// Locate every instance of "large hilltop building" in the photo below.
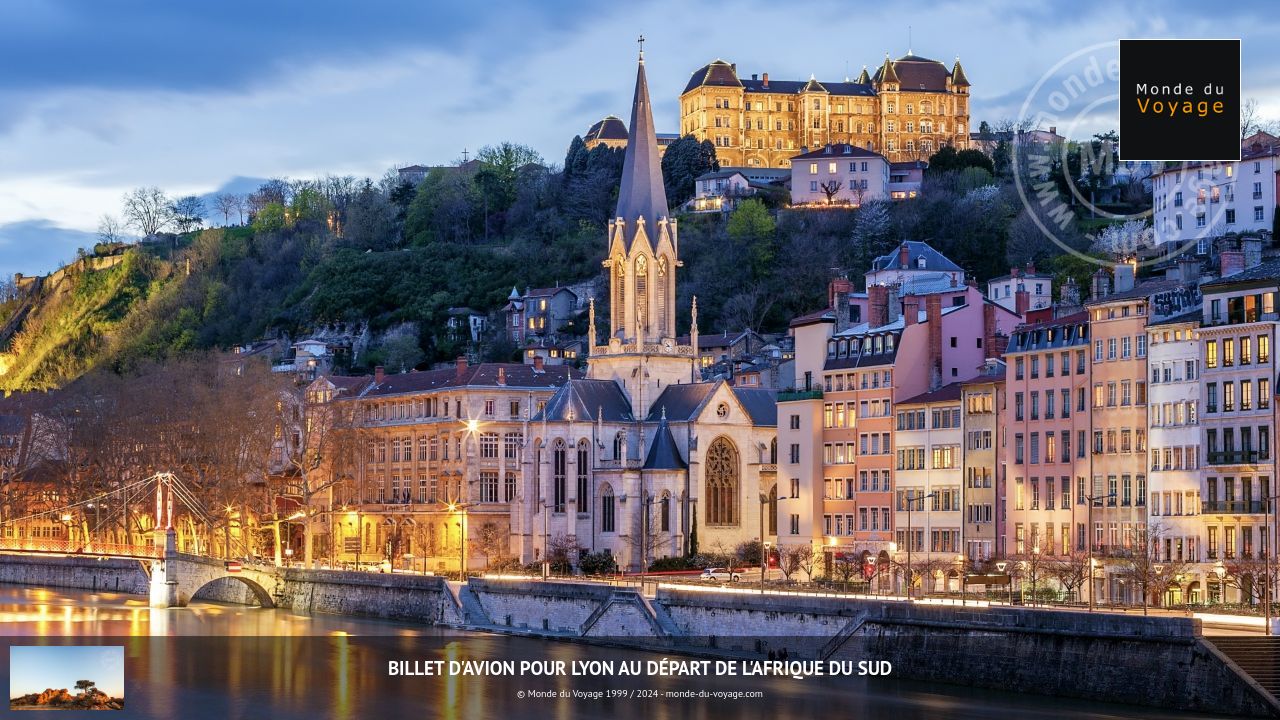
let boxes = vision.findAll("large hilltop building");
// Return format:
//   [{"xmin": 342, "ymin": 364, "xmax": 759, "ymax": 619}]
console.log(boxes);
[
  {"xmin": 679, "ymin": 52, "xmax": 971, "ymax": 167},
  {"xmin": 522, "ymin": 47, "xmax": 778, "ymax": 571}
]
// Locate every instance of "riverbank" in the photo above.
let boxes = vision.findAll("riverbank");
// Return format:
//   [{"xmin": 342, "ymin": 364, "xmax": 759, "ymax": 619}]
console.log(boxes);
[{"xmin": 1, "ymin": 553, "xmax": 1275, "ymax": 717}]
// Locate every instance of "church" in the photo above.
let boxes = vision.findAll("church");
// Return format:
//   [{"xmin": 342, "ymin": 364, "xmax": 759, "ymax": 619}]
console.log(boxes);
[{"xmin": 517, "ymin": 45, "xmax": 778, "ymax": 571}]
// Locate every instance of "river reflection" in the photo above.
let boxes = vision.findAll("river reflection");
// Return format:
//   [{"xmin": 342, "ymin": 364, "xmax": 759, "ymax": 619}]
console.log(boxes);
[{"xmin": 0, "ymin": 585, "xmax": 1234, "ymax": 720}]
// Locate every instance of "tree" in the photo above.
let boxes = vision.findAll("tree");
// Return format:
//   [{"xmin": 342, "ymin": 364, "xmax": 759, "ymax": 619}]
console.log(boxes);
[
  {"xmin": 547, "ymin": 532, "xmax": 580, "ymax": 574},
  {"xmin": 379, "ymin": 327, "xmax": 425, "ymax": 372},
  {"xmin": 1115, "ymin": 525, "xmax": 1188, "ymax": 613},
  {"xmin": 726, "ymin": 198, "xmax": 777, "ymax": 281},
  {"xmin": 1240, "ymin": 98, "xmax": 1280, "ymax": 141},
  {"xmin": 284, "ymin": 383, "xmax": 363, "ymax": 568},
  {"xmin": 818, "ymin": 179, "xmax": 843, "ymax": 204},
  {"xmin": 344, "ymin": 180, "xmax": 397, "ymax": 250},
  {"xmin": 171, "ymin": 195, "xmax": 206, "ymax": 233},
  {"xmin": 96, "ymin": 215, "xmax": 126, "ymax": 245},
  {"xmin": 213, "ymin": 194, "xmax": 242, "ymax": 226},
  {"xmin": 1092, "ymin": 218, "xmax": 1153, "ymax": 258},
  {"xmin": 1048, "ymin": 551, "xmax": 1091, "ymax": 603},
  {"xmin": 470, "ymin": 521, "xmax": 507, "ymax": 569},
  {"xmin": 847, "ymin": 200, "xmax": 894, "ymax": 274},
  {"xmin": 778, "ymin": 543, "xmax": 812, "ymax": 583},
  {"xmin": 122, "ymin": 186, "xmax": 174, "ymax": 238},
  {"xmin": 661, "ymin": 135, "xmax": 719, "ymax": 206},
  {"xmin": 74, "ymin": 680, "xmax": 96, "ymax": 695}
]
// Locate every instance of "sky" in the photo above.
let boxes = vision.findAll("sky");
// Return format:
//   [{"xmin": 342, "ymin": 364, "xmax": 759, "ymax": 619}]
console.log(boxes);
[
  {"xmin": 2, "ymin": 0, "xmax": 1279, "ymax": 276},
  {"xmin": 9, "ymin": 645, "xmax": 125, "ymax": 697}
]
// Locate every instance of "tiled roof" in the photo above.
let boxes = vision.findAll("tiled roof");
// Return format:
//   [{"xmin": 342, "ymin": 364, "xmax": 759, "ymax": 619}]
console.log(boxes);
[
  {"xmin": 790, "ymin": 144, "xmax": 888, "ymax": 161},
  {"xmin": 1202, "ymin": 258, "xmax": 1280, "ymax": 290},
  {"xmin": 536, "ymin": 379, "xmax": 633, "ymax": 423},
  {"xmin": 362, "ymin": 363, "xmax": 578, "ymax": 397},
  {"xmin": 1086, "ymin": 279, "xmax": 1181, "ymax": 304},
  {"xmin": 1147, "ymin": 307, "xmax": 1202, "ymax": 327},
  {"xmin": 873, "ymin": 54, "xmax": 953, "ymax": 92},
  {"xmin": 898, "ymin": 382, "xmax": 965, "ymax": 406},
  {"xmin": 683, "ymin": 60, "xmax": 877, "ymax": 96},
  {"xmin": 585, "ymin": 115, "xmax": 628, "ymax": 142},
  {"xmin": 789, "ymin": 308, "xmax": 835, "ymax": 328},
  {"xmin": 525, "ymin": 286, "xmax": 575, "ymax": 298},
  {"xmin": 645, "ymin": 383, "xmax": 718, "ymax": 422},
  {"xmin": 732, "ymin": 387, "xmax": 777, "ymax": 427},
  {"xmin": 683, "ymin": 60, "xmax": 744, "ymax": 93},
  {"xmin": 870, "ymin": 241, "xmax": 962, "ymax": 273}
]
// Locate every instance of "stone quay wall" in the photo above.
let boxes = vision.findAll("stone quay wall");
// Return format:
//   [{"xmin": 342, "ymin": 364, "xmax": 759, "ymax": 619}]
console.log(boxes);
[{"xmin": 1, "ymin": 556, "xmax": 1274, "ymax": 717}]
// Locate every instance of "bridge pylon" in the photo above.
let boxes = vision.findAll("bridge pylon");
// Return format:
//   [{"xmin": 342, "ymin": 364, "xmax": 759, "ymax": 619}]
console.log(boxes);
[{"xmin": 148, "ymin": 528, "xmax": 179, "ymax": 608}]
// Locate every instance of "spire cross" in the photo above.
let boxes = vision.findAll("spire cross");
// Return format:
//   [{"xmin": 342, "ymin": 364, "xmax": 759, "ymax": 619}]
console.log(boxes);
[{"xmin": 638, "ymin": 34, "xmax": 645, "ymax": 61}]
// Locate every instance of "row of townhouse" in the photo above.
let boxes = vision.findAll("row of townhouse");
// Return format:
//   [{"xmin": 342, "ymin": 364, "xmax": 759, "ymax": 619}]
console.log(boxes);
[{"xmin": 780, "ymin": 250, "xmax": 1280, "ymax": 606}]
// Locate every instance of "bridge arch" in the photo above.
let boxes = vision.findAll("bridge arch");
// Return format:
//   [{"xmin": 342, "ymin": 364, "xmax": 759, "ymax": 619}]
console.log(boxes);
[{"xmin": 188, "ymin": 575, "xmax": 276, "ymax": 608}]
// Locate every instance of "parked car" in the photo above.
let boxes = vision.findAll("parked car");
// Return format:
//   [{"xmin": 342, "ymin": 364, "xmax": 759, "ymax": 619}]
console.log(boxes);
[{"xmin": 699, "ymin": 567, "xmax": 742, "ymax": 582}]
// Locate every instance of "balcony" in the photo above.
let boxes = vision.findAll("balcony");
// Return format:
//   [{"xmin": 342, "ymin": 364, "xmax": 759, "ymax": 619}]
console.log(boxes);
[
  {"xmin": 1201, "ymin": 500, "xmax": 1265, "ymax": 514},
  {"xmin": 1207, "ymin": 450, "xmax": 1262, "ymax": 465},
  {"xmin": 778, "ymin": 389, "xmax": 823, "ymax": 402}
]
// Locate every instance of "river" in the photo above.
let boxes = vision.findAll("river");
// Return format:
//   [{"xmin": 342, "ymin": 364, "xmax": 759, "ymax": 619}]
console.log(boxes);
[{"xmin": 0, "ymin": 585, "xmax": 1235, "ymax": 719}]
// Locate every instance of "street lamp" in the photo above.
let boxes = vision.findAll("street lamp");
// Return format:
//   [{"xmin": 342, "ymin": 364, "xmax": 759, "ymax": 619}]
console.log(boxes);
[
  {"xmin": 759, "ymin": 493, "xmax": 771, "ymax": 594},
  {"xmin": 1213, "ymin": 561, "xmax": 1227, "ymax": 606},
  {"xmin": 996, "ymin": 560, "xmax": 1011, "ymax": 604},
  {"xmin": 447, "ymin": 502, "xmax": 474, "ymax": 579},
  {"xmin": 1084, "ymin": 491, "xmax": 1117, "ymax": 612},
  {"xmin": 904, "ymin": 491, "xmax": 936, "ymax": 600}
]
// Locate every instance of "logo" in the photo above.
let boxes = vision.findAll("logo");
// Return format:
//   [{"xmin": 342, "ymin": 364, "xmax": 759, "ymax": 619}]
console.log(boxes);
[{"xmin": 1119, "ymin": 39, "xmax": 1240, "ymax": 162}]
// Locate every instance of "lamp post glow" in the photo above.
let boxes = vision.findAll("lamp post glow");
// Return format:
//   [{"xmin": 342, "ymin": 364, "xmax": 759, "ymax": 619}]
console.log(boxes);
[
  {"xmin": 996, "ymin": 560, "xmax": 1010, "ymax": 604},
  {"xmin": 1085, "ymin": 491, "xmax": 1117, "ymax": 611},
  {"xmin": 1213, "ymin": 561, "xmax": 1227, "ymax": 606},
  {"xmin": 904, "ymin": 491, "xmax": 936, "ymax": 600}
]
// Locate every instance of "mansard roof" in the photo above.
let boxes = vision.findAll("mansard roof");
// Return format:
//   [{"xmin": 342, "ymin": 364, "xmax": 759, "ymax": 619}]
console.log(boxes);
[
  {"xmin": 870, "ymin": 241, "xmax": 962, "ymax": 273},
  {"xmin": 873, "ymin": 52, "xmax": 954, "ymax": 92},
  {"xmin": 536, "ymin": 378, "xmax": 634, "ymax": 423},
  {"xmin": 682, "ymin": 60, "xmax": 744, "ymax": 93},
  {"xmin": 585, "ymin": 115, "xmax": 628, "ymax": 142}
]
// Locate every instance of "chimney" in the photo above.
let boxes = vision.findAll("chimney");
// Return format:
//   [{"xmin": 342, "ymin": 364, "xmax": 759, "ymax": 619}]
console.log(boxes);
[
  {"xmin": 1113, "ymin": 263, "xmax": 1135, "ymax": 293},
  {"xmin": 1090, "ymin": 269, "xmax": 1111, "ymax": 301},
  {"xmin": 903, "ymin": 295, "xmax": 920, "ymax": 326},
  {"xmin": 982, "ymin": 302, "xmax": 997, "ymax": 359},
  {"xmin": 898, "ymin": 242, "xmax": 910, "ymax": 269},
  {"xmin": 886, "ymin": 284, "xmax": 902, "ymax": 324},
  {"xmin": 1060, "ymin": 277, "xmax": 1081, "ymax": 309},
  {"xmin": 868, "ymin": 285, "xmax": 889, "ymax": 326},
  {"xmin": 835, "ymin": 292, "xmax": 851, "ymax": 333},
  {"xmin": 752, "ymin": 73, "xmax": 758, "ymax": 80},
  {"xmin": 533, "ymin": 355, "xmax": 545, "ymax": 373},
  {"xmin": 762, "ymin": 72, "xmax": 769, "ymax": 88},
  {"xmin": 1243, "ymin": 237, "xmax": 1263, "ymax": 268},
  {"xmin": 1219, "ymin": 250, "xmax": 1245, "ymax": 278},
  {"xmin": 374, "ymin": 365, "xmax": 385, "ymax": 385},
  {"xmin": 925, "ymin": 295, "xmax": 943, "ymax": 390},
  {"xmin": 731, "ymin": 63, "xmax": 737, "ymax": 72},
  {"xmin": 1010, "ymin": 266, "xmax": 1020, "ymax": 279},
  {"xmin": 1048, "ymin": 126, "xmax": 1057, "ymax": 136},
  {"xmin": 1026, "ymin": 261, "xmax": 1036, "ymax": 275},
  {"xmin": 1178, "ymin": 257, "xmax": 1200, "ymax": 284},
  {"xmin": 1015, "ymin": 289, "xmax": 1030, "ymax": 317},
  {"xmin": 455, "ymin": 356, "xmax": 468, "ymax": 378},
  {"xmin": 497, "ymin": 367, "xmax": 506, "ymax": 386},
  {"xmin": 828, "ymin": 276, "xmax": 854, "ymax": 308}
]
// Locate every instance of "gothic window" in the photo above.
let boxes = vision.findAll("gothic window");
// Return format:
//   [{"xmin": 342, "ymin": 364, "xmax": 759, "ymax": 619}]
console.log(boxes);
[
  {"xmin": 768, "ymin": 484, "xmax": 778, "ymax": 534},
  {"xmin": 576, "ymin": 440, "xmax": 590, "ymax": 513},
  {"xmin": 614, "ymin": 431, "xmax": 626, "ymax": 461},
  {"xmin": 656, "ymin": 256, "xmax": 669, "ymax": 338},
  {"xmin": 635, "ymin": 255, "xmax": 649, "ymax": 337},
  {"xmin": 706, "ymin": 437, "xmax": 740, "ymax": 525},
  {"xmin": 660, "ymin": 492, "xmax": 671, "ymax": 532},
  {"xmin": 601, "ymin": 484, "xmax": 616, "ymax": 533},
  {"xmin": 552, "ymin": 439, "xmax": 566, "ymax": 513}
]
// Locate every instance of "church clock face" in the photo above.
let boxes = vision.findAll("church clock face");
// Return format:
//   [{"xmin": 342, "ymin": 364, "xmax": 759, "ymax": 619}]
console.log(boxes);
[{"xmin": 716, "ymin": 402, "xmax": 729, "ymax": 419}]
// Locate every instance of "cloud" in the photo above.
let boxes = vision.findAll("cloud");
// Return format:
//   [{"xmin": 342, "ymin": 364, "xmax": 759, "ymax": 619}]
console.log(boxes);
[{"xmin": 0, "ymin": 219, "xmax": 98, "ymax": 276}]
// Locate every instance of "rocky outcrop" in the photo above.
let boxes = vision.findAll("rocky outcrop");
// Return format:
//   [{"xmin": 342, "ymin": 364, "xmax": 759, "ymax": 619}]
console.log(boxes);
[{"xmin": 10, "ymin": 687, "xmax": 123, "ymax": 710}]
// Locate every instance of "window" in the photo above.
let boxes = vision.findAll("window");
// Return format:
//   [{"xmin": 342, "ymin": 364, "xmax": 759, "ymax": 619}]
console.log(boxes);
[
  {"xmin": 706, "ymin": 438, "xmax": 740, "ymax": 525},
  {"xmin": 601, "ymin": 485, "xmax": 616, "ymax": 532},
  {"xmin": 577, "ymin": 441, "xmax": 589, "ymax": 513},
  {"xmin": 552, "ymin": 440, "xmax": 567, "ymax": 513},
  {"xmin": 480, "ymin": 432, "xmax": 498, "ymax": 459}
]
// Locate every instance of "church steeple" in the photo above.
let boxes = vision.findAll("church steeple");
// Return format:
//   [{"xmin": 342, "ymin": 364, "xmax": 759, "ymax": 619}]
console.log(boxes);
[{"xmin": 615, "ymin": 39, "xmax": 669, "ymax": 240}]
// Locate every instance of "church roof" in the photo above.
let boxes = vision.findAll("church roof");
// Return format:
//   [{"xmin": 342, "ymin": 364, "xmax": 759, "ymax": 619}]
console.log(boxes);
[
  {"xmin": 951, "ymin": 58, "xmax": 970, "ymax": 87},
  {"xmin": 615, "ymin": 53, "xmax": 670, "ymax": 249},
  {"xmin": 535, "ymin": 378, "xmax": 634, "ymax": 423},
  {"xmin": 732, "ymin": 387, "xmax": 777, "ymax": 427},
  {"xmin": 645, "ymin": 383, "xmax": 717, "ymax": 422},
  {"xmin": 644, "ymin": 414, "xmax": 687, "ymax": 469}
]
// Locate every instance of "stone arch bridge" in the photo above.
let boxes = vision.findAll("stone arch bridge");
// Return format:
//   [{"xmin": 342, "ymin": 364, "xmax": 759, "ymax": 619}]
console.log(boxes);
[{"xmin": 149, "ymin": 530, "xmax": 283, "ymax": 608}]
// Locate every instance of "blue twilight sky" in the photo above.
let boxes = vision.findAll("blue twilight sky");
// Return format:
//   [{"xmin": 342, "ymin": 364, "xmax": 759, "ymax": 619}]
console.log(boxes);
[
  {"xmin": 9, "ymin": 645, "xmax": 125, "ymax": 698},
  {"xmin": 1, "ymin": 0, "xmax": 1279, "ymax": 276}
]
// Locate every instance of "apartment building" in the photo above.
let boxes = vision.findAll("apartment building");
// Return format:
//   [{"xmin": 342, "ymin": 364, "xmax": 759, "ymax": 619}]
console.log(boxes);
[
  {"xmin": 895, "ymin": 383, "xmax": 966, "ymax": 592},
  {"xmin": 1198, "ymin": 260, "xmax": 1280, "ymax": 602},
  {"xmin": 960, "ymin": 361, "xmax": 1005, "ymax": 563},
  {"xmin": 1002, "ymin": 311, "xmax": 1092, "ymax": 568},
  {"xmin": 1145, "ymin": 308, "xmax": 1205, "ymax": 604}
]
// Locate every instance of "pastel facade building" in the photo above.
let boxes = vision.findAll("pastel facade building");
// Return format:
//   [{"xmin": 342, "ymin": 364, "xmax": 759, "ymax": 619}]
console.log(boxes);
[
  {"xmin": 960, "ymin": 362, "xmax": 1005, "ymax": 563},
  {"xmin": 895, "ymin": 383, "xmax": 966, "ymax": 591},
  {"xmin": 789, "ymin": 144, "xmax": 889, "ymax": 206}
]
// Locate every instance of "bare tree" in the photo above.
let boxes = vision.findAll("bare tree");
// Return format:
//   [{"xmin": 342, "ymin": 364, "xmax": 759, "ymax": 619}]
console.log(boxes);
[
  {"xmin": 777, "ymin": 543, "xmax": 812, "ymax": 583},
  {"xmin": 1115, "ymin": 525, "xmax": 1190, "ymax": 613},
  {"xmin": 1240, "ymin": 98, "xmax": 1280, "ymax": 142},
  {"xmin": 122, "ymin": 187, "xmax": 174, "ymax": 238},
  {"xmin": 285, "ymin": 382, "xmax": 362, "ymax": 568},
  {"xmin": 470, "ymin": 521, "xmax": 508, "ymax": 569},
  {"xmin": 819, "ymin": 179, "xmax": 843, "ymax": 204},
  {"xmin": 96, "ymin": 215, "xmax": 126, "ymax": 245},
  {"xmin": 1048, "ymin": 551, "xmax": 1091, "ymax": 603},
  {"xmin": 213, "ymin": 193, "xmax": 242, "ymax": 226}
]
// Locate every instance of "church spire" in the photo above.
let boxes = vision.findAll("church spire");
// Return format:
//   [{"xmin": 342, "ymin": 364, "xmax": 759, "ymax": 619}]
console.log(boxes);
[{"xmin": 615, "ymin": 37, "xmax": 669, "ymax": 240}]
